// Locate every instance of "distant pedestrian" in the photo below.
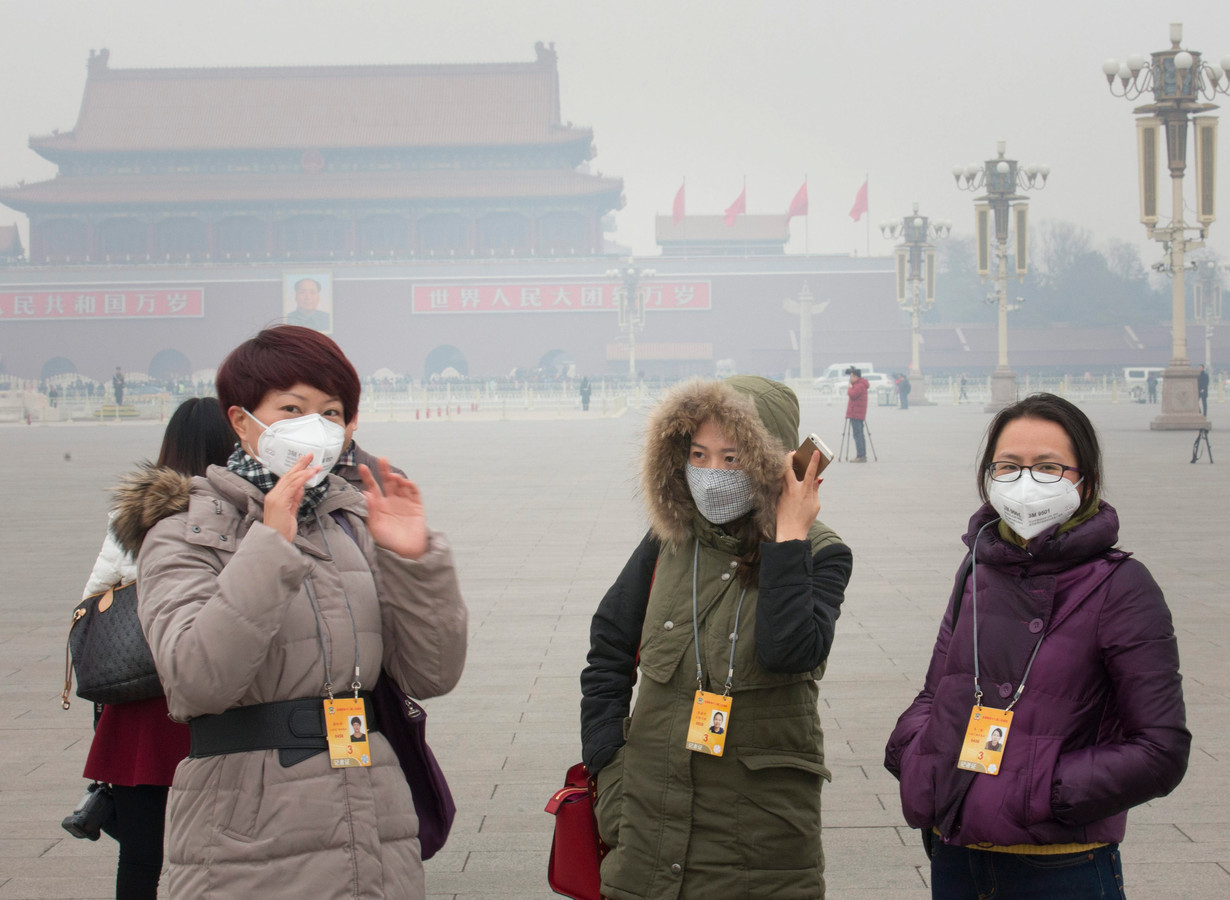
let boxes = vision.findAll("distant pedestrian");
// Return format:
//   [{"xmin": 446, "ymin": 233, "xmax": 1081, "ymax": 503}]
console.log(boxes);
[
  {"xmin": 897, "ymin": 373, "xmax": 911, "ymax": 410},
  {"xmin": 1197, "ymin": 364, "xmax": 1209, "ymax": 417},
  {"xmin": 846, "ymin": 368, "xmax": 869, "ymax": 461},
  {"xmin": 113, "ymin": 367, "xmax": 126, "ymax": 406},
  {"xmin": 1147, "ymin": 370, "xmax": 1158, "ymax": 404},
  {"xmin": 958, "ymin": 374, "xmax": 969, "ymax": 403},
  {"xmin": 580, "ymin": 377, "xmax": 592, "ymax": 412}
]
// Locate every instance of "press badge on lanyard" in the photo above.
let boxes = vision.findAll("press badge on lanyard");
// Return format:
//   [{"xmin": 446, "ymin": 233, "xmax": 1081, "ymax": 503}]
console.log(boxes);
[
  {"xmin": 686, "ymin": 691, "xmax": 732, "ymax": 757},
  {"xmin": 957, "ymin": 706, "xmax": 1012, "ymax": 774},
  {"xmin": 684, "ymin": 541, "xmax": 745, "ymax": 758},
  {"xmin": 325, "ymin": 697, "xmax": 371, "ymax": 768},
  {"xmin": 956, "ymin": 528, "xmax": 1045, "ymax": 777}
]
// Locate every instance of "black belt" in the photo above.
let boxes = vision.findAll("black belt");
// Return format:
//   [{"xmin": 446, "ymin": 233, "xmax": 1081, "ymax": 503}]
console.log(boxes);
[{"xmin": 189, "ymin": 693, "xmax": 377, "ymax": 768}]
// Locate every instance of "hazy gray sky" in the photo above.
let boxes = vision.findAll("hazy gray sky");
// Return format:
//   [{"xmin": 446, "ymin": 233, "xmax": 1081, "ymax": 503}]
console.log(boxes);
[{"xmin": 0, "ymin": 0, "xmax": 1226, "ymax": 264}]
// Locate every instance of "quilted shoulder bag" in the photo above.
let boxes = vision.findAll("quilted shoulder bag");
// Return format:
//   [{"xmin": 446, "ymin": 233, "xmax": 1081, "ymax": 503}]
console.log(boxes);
[{"xmin": 61, "ymin": 581, "xmax": 162, "ymax": 709}]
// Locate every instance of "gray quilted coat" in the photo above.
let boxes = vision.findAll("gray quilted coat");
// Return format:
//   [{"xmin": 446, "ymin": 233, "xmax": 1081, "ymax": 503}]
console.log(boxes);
[{"xmin": 113, "ymin": 464, "xmax": 467, "ymax": 899}]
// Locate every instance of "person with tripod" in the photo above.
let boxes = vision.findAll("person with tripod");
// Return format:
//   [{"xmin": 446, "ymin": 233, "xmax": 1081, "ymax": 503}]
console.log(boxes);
[{"xmin": 846, "ymin": 368, "xmax": 869, "ymax": 462}]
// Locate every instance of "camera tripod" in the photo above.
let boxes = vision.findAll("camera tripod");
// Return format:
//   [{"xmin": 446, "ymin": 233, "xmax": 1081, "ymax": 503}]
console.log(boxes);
[
  {"xmin": 1191, "ymin": 429, "xmax": 1213, "ymax": 464},
  {"xmin": 839, "ymin": 417, "xmax": 877, "ymax": 462}
]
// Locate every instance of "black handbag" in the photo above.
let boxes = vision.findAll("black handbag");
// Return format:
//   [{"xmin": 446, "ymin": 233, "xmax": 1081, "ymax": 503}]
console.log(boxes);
[{"xmin": 61, "ymin": 581, "xmax": 162, "ymax": 708}]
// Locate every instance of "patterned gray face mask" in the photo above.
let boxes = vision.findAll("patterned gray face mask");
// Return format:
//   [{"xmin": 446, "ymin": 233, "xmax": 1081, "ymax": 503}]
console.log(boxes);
[{"xmin": 685, "ymin": 464, "xmax": 755, "ymax": 524}]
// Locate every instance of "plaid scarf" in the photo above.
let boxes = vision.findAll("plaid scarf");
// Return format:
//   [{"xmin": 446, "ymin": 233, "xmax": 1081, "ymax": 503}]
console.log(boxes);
[
  {"xmin": 227, "ymin": 447, "xmax": 329, "ymax": 515},
  {"xmin": 335, "ymin": 441, "xmax": 356, "ymax": 470}
]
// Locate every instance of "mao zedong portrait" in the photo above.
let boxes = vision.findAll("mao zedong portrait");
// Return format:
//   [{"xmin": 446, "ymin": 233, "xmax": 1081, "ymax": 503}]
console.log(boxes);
[{"xmin": 285, "ymin": 277, "xmax": 332, "ymax": 332}]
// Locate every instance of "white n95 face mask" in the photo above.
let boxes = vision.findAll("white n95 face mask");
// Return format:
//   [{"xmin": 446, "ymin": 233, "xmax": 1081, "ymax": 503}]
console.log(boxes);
[
  {"xmin": 244, "ymin": 410, "xmax": 346, "ymax": 488},
  {"xmin": 988, "ymin": 474, "xmax": 1083, "ymax": 540},
  {"xmin": 686, "ymin": 465, "xmax": 755, "ymax": 525}
]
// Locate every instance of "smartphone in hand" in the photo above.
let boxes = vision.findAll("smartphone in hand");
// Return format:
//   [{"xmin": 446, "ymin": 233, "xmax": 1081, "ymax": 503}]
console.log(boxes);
[{"xmin": 792, "ymin": 433, "xmax": 834, "ymax": 480}]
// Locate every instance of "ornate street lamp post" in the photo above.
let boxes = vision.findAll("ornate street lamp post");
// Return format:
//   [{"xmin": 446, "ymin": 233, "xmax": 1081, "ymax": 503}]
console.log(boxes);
[
  {"xmin": 1193, "ymin": 257, "xmax": 1224, "ymax": 372},
  {"xmin": 880, "ymin": 204, "xmax": 951, "ymax": 405},
  {"xmin": 606, "ymin": 261, "xmax": 656, "ymax": 378},
  {"xmin": 953, "ymin": 141, "xmax": 1048, "ymax": 411},
  {"xmin": 1103, "ymin": 22, "xmax": 1227, "ymax": 429}
]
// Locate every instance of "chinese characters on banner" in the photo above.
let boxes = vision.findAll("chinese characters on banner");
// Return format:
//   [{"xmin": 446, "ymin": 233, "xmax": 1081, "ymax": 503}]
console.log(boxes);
[
  {"xmin": 0, "ymin": 288, "xmax": 205, "ymax": 320},
  {"xmin": 410, "ymin": 281, "xmax": 712, "ymax": 313}
]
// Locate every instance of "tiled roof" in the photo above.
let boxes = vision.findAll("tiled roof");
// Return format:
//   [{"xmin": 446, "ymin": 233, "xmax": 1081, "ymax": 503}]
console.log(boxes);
[
  {"xmin": 656, "ymin": 215, "xmax": 790, "ymax": 243},
  {"xmin": 30, "ymin": 45, "xmax": 593, "ymax": 155},
  {"xmin": 0, "ymin": 170, "xmax": 623, "ymax": 211}
]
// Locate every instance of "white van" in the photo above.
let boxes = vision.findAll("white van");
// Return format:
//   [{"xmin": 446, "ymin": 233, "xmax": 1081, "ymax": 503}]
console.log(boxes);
[
  {"xmin": 1123, "ymin": 366, "xmax": 1164, "ymax": 403},
  {"xmin": 813, "ymin": 362, "xmax": 875, "ymax": 395}
]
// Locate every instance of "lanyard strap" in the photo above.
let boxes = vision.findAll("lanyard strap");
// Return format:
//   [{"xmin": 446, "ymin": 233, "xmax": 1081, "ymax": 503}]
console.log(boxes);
[
  {"xmin": 970, "ymin": 518, "xmax": 1044, "ymax": 711},
  {"xmin": 301, "ymin": 512, "xmax": 364, "ymax": 700},
  {"xmin": 691, "ymin": 540, "xmax": 748, "ymax": 696}
]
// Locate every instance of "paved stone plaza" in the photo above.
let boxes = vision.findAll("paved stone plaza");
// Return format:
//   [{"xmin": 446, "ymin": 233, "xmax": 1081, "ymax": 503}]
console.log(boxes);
[{"xmin": 1, "ymin": 393, "xmax": 1225, "ymax": 899}]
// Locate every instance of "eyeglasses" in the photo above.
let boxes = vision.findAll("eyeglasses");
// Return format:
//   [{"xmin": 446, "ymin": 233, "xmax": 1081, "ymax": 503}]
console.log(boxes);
[{"xmin": 987, "ymin": 461, "xmax": 1080, "ymax": 484}]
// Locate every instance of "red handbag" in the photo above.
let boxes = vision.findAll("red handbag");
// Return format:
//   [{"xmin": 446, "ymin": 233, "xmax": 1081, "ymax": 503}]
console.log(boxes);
[{"xmin": 545, "ymin": 762, "xmax": 609, "ymax": 900}]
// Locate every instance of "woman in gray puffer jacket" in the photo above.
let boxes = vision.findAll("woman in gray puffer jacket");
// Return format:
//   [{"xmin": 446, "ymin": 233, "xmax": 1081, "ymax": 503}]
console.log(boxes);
[
  {"xmin": 116, "ymin": 326, "xmax": 467, "ymax": 899},
  {"xmin": 885, "ymin": 393, "xmax": 1189, "ymax": 898}
]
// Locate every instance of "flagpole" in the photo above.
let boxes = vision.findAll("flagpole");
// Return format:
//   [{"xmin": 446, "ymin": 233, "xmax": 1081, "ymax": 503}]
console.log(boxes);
[
  {"xmin": 864, "ymin": 173, "xmax": 870, "ymax": 257},
  {"xmin": 804, "ymin": 174, "xmax": 809, "ymax": 256}
]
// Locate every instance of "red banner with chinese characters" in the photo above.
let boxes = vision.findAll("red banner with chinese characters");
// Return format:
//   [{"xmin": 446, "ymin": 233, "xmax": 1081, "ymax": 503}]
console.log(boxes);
[
  {"xmin": 411, "ymin": 281, "xmax": 712, "ymax": 313},
  {"xmin": 0, "ymin": 288, "xmax": 204, "ymax": 320}
]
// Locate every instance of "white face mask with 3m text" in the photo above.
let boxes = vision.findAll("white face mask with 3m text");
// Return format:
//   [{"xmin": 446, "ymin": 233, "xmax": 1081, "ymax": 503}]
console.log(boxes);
[
  {"xmin": 244, "ymin": 410, "xmax": 346, "ymax": 487},
  {"xmin": 988, "ymin": 474, "xmax": 1083, "ymax": 540}
]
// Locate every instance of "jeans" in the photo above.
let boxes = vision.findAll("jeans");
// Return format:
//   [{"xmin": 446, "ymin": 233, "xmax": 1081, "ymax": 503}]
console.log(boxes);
[
  {"xmin": 931, "ymin": 841, "xmax": 1125, "ymax": 899},
  {"xmin": 850, "ymin": 418, "xmax": 866, "ymax": 458}
]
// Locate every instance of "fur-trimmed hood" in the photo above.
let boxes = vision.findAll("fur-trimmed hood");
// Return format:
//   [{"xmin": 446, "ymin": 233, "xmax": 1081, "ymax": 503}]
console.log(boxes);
[
  {"xmin": 110, "ymin": 462, "xmax": 193, "ymax": 558},
  {"xmin": 641, "ymin": 376, "xmax": 799, "ymax": 549}
]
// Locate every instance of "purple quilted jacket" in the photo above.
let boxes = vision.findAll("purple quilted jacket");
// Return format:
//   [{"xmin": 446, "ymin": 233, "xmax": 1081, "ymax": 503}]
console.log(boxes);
[{"xmin": 884, "ymin": 501, "xmax": 1189, "ymax": 847}]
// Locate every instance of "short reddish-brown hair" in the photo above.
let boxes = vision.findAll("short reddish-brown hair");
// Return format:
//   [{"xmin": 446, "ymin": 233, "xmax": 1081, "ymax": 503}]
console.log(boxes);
[{"xmin": 216, "ymin": 326, "xmax": 360, "ymax": 422}]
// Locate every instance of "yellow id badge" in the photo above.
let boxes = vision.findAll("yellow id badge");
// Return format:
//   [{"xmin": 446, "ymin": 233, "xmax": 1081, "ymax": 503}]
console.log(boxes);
[
  {"xmin": 685, "ymin": 691, "xmax": 732, "ymax": 757},
  {"xmin": 324, "ymin": 697, "xmax": 372, "ymax": 769},
  {"xmin": 957, "ymin": 706, "xmax": 1013, "ymax": 775}
]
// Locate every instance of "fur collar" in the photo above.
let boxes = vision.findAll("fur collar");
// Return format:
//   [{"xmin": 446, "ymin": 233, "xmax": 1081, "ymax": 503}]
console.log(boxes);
[
  {"xmin": 641, "ymin": 378, "xmax": 798, "ymax": 550},
  {"xmin": 110, "ymin": 462, "xmax": 193, "ymax": 558}
]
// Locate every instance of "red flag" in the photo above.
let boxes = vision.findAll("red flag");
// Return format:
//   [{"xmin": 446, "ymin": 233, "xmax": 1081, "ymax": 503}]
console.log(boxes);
[
  {"xmin": 786, "ymin": 181, "xmax": 808, "ymax": 220},
  {"xmin": 672, "ymin": 183, "xmax": 685, "ymax": 224},
  {"xmin": 724, "ymin": 186, "xmax": 746, "ymax": 226},
  {"xmin": 848, "ymin": 178, "xmax": 869, "ymax": 222}
]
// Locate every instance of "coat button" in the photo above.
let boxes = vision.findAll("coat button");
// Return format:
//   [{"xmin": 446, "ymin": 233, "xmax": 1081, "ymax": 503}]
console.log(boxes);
[
  {"xmin": 191, "ymin": 525, "xmax": 201, "ymax": 533},
  {"xmin": 1028, "ymin": 618, "xmax": 1044, "ymax": 634},
  {"xmin": 729, "ymin": 560, "xmax": 738, "ymax": 569},
  {"xmin": 670, "ymin": 864, "xmax": 682, "ymax": 874},
  {"xmin": 219, "ymin": 535, "xmax": 228, "ymax": 542},
  {"xmin": 663, "ymin": 621, "xmax": 674, "ymax": 631},
  {"xmin": 999, "ymin": 683, "xmax": 1013, "ymax": 699},
  {"xmin": 720, "ymin": 572, "xmax": 731, "ymax": 581}
]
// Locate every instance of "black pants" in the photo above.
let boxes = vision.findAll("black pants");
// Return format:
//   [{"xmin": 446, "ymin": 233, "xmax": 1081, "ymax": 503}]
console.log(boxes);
[{"xmin": 111, "ymin": 784, "xmax": 168, "ymax": 900}]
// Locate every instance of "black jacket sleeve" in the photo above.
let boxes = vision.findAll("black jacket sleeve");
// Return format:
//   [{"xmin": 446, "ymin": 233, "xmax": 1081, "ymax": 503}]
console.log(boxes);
[
  {"xmin": 579, "ymin": 532, "xmax": 659, "ymax": 774},
  {"xmin": 754, "ymin": 540, "xmax": 853, "ymax": 674}
]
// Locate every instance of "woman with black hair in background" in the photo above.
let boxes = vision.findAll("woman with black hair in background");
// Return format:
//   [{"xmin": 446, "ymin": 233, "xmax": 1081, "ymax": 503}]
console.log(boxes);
[{"xmin": 80, "ymin": 397, "xmax": 235, "ymax": 899}]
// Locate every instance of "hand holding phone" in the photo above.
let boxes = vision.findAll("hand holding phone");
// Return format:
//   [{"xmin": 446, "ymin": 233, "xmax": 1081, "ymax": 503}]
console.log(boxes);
[{"xmin": 792, "ymin": 433, "xmax": 833, "ymax": 481}]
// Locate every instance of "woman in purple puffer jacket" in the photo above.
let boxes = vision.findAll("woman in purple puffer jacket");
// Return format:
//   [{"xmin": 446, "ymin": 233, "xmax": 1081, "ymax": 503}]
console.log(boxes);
[{"xmin": 885, "ymin": 393, "xmax": 1189, "ymax": 898}]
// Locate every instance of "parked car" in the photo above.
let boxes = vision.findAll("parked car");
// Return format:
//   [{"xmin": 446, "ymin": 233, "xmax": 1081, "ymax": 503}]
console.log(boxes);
[
  {"xmin": 813, "ymin": 361, "xmax": 876, "ymax": 396},
  {"xmin": 815, "ymin": 369, "xmax": 893, "ymax": 400}
]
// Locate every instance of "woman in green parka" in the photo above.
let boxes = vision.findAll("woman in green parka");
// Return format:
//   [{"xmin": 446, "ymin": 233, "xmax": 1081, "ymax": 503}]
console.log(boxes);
[{"xmin": 581, "ymin": 376, "xmax": 853, "ymax": 900}]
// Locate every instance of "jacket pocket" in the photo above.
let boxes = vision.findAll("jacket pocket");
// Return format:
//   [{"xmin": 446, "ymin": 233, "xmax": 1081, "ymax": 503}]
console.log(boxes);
[
  {"xmin": 1024, "ymin": 736, "xmax": 1065, "ymax": 828},
  {"xmin": 734, "ymin": 749, "xmax": 828, "ymax": 870},
  {"xmin": 897, "ymin": 743, "xmax": 939, "ymax": 829},
  {"xmin": 593, "ymin": 745, "xmax": 626, "ymax": 849}
]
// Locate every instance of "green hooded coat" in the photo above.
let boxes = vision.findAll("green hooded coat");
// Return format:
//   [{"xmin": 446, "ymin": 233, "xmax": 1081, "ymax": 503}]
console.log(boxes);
[{"xmin": 584, "ymin": 376, "xmax": 852, "ymax": 900}]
